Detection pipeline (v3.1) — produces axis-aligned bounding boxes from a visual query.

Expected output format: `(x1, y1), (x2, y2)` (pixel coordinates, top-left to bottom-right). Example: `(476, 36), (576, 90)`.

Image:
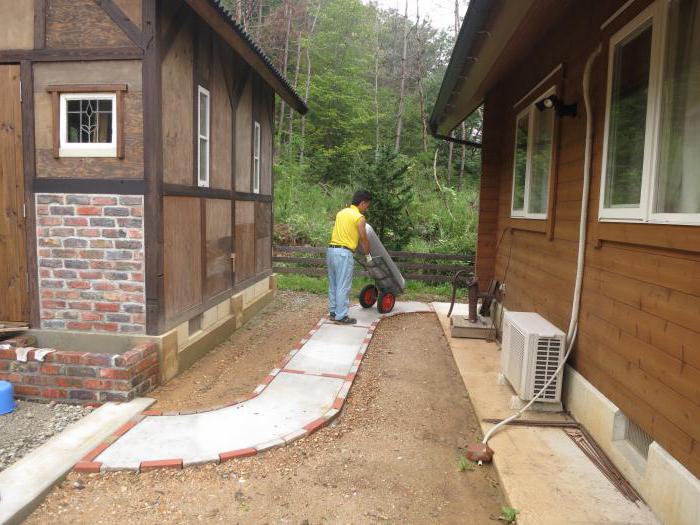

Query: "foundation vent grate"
(625, 418), (653, 459)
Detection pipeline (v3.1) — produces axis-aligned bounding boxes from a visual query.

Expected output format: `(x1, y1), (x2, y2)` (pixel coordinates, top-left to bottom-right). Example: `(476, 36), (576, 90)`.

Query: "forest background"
(221, 0), (481, 294)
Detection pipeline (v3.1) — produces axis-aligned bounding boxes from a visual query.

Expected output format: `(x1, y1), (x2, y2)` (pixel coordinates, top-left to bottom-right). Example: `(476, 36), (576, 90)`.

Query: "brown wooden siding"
(477, 0), (700, 477)
(0, 0), (34, 49)
(32, 60), (144, 179)
(45, 0), (137, 49)
(158, 4), (275, 327)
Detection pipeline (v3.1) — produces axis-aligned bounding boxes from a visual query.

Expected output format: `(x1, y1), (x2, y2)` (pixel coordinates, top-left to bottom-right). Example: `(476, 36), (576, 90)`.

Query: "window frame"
(58, 92), (118, 158)
(197, 85), (211, 188)
(253, 121), (261, 194)
(510, 85), (557, 220)
(599, 0), (700, 226)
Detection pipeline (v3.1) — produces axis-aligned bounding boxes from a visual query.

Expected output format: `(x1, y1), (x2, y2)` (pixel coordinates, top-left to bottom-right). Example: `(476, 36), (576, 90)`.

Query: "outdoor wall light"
(535, 95), (577, 117)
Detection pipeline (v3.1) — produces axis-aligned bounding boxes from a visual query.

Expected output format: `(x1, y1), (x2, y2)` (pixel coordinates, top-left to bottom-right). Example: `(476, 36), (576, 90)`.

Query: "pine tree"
(358, 145), (414, 250)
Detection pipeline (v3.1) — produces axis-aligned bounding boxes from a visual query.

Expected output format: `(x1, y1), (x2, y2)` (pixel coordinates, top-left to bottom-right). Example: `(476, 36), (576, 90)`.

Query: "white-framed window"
(599, 0), (700, 225)
(59, 93), (117, 157)
(197, 85), (210, 188)
(253, 121), (261, 194)
(511, 86), (556, 219)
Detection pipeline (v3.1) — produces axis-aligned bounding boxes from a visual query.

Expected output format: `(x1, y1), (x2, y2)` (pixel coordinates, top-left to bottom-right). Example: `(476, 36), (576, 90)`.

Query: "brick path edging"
(0, 335), (159, 405)
(74, 306), (433, 473)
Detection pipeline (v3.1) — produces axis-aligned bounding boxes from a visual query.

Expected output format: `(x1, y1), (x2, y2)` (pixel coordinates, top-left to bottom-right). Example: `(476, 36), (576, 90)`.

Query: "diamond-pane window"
(59, 93), (117, 157)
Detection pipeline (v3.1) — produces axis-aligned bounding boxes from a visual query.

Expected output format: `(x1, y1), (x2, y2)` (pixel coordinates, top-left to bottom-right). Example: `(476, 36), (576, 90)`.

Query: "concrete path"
(432, 302), (660, 525)
(81, 302), (432, 472)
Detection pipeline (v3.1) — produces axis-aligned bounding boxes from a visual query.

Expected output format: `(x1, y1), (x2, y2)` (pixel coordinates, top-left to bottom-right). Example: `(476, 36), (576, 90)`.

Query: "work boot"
(335, 317), (357, 325)
(329, 312), (336, 320)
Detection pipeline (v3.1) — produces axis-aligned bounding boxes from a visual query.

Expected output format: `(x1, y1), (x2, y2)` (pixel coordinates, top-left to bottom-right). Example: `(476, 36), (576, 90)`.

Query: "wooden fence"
(273, 245), (473, 283)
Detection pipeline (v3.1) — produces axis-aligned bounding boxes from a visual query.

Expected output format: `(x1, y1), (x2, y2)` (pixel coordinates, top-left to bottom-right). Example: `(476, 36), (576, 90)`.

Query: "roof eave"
(186, 0), (308, 115)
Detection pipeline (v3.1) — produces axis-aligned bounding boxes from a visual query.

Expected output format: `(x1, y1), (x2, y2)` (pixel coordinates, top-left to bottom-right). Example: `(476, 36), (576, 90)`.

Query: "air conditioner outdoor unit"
(501, 312), (566, 403)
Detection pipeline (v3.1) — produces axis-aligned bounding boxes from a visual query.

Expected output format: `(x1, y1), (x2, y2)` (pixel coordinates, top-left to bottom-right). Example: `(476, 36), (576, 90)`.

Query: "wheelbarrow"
(354, 224), (406, 314)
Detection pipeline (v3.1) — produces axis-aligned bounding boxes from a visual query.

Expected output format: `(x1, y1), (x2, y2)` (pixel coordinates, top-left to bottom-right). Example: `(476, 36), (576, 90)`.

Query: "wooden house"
(0, 1), (306, 382)
(430, 1), (699, 523)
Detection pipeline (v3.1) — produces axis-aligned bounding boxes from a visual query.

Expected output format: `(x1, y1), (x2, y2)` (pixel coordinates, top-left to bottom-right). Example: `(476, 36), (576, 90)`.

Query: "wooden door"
(0, 65), (28, 323)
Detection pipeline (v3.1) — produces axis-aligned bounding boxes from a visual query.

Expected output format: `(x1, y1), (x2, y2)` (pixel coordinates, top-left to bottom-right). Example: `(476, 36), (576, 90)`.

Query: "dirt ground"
(25, 297), (505, 524)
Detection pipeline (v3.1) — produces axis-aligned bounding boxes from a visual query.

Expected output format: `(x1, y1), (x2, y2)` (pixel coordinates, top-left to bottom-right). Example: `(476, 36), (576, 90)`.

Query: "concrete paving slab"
(285, 338), (362, 376)
(431, 302), (659, 525)
(95, 373), (344, 469)
(0, 398), (154, 525)
(346, 305), (381, 326)
(310, 323), (368, 346)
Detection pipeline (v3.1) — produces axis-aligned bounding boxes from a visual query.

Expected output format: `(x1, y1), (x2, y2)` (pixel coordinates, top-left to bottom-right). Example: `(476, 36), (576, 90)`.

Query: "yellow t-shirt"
(330, 205), (364, 251)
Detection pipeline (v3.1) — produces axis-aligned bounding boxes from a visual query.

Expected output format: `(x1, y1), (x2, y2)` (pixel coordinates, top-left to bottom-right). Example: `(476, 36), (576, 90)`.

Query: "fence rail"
(273, 245), (473, 283)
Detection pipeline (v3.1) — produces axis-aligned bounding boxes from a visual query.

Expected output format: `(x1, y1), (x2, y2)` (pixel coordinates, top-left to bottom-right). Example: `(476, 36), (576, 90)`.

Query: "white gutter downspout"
(480, 44), (603, 450)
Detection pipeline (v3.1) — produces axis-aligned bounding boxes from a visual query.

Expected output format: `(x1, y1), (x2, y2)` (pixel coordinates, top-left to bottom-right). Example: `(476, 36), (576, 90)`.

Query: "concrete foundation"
(564, 365), (700, 525)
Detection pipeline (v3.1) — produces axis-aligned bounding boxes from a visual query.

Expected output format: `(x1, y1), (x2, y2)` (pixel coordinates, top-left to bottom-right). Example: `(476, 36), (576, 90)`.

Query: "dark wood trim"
(117, 90), (125, 158)
(0, 47), (144, 63)
(142, 0), (165, 335)
(95, 0), (146, 49)
(235, 191), (272, 202)
(33, 0), (46, 49)
(160, 2), (188, 57)
(232, 59), (251, 110)
(20, 61), (40, 329)
(192, 19), (199, 187)
(50, 90), (59, 158)
(46, 84), (128, 93)
(33, 178), (146, 194)
(163, 183), (232, 199)
(200, 198), (207, 302)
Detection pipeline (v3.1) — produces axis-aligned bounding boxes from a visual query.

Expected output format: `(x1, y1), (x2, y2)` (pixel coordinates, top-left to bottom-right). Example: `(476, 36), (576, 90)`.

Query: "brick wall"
(0, 335), (159, 405)
(36, 193), (146, 334)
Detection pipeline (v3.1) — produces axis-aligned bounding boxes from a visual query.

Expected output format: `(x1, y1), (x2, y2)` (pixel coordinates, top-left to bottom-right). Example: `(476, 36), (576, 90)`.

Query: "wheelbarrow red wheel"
(359, 284), (378, 308)
(377, 292), (396, 314)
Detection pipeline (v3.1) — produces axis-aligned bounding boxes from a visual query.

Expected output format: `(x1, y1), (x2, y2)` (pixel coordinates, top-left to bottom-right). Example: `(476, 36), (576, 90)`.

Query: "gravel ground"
(0, 400), (93, 472)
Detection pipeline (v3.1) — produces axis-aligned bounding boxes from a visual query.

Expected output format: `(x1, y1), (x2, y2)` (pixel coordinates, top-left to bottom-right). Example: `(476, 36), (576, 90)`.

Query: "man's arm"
(357, 217), (370, 255)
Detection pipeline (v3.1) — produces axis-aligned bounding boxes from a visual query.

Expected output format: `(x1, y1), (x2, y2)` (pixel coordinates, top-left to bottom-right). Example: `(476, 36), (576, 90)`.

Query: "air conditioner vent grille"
(506, 323), (526, 394)
(533, 337), (562, 401)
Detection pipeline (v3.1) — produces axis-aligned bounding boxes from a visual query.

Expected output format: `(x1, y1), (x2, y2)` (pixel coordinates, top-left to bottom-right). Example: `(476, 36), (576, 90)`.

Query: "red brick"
(38, 216), (61, 226)
(80, 312), (102, 321)
(94, 323), (118, 332)
(68, 301), (93, 311)
(82, 443), (110, 462)
(219, 448), (257, 462)
(53, 351), (89, 364)
(100, 368), (130, 380)
(74, 461), (102, 473)
(82, 354), (112, 366)
(76, 206), (102, 215)
(95, 302), (119, 312)
(143, 410), (162, 416)
(77, 228), (100, 237)
(0, 372), (22, 383)
(93, 282), (116, 291)
(41, 299), (66, 309)
(40, 363), (62, 375)
(14, 385), (41, 397)
(92, 196), (117, 205)
(79, 270), (103, 279)
(140, 459), (182, 471)
(67, 322), (93, 331)
(42, 388), (68, 399)
(83, 379), (114, 390)
(303, 417), (328, 435)
(64, 217), (89, 226)
(0, 362), (9, 371)
(332, 398), (344, 410)
(68, 280), (91, 289)
(0, 348), (16, 359)
(55, 290), (81, 300)
(53, 377), (85, 388)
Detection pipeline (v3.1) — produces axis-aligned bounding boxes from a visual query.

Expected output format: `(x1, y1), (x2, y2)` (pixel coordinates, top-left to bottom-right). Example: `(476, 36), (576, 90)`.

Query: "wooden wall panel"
(255, 201), (272, 273)
(234, 200), (255, 283)
(46, 0), (135, 49)
(210, 48), (233, 190)
(205, 199), (232, 297)
(162, 20), (194, 185)
(0, 0), (34, 49)
(478, 0), (700, 477)
(235, 78), (253, 192)
(0, 65), (28, 322)
(113, 0), (142, 29)
(259, 85), (274, 195)
(32, 61), (144, 179)
(164, 197), (202, 321)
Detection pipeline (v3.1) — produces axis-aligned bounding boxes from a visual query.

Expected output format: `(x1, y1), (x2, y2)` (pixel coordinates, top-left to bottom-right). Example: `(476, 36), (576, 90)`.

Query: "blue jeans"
(327, 247), (354, 320)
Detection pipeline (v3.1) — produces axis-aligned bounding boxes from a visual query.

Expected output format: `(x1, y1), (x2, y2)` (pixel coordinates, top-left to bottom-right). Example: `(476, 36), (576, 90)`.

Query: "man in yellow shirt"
(327, 190), (372, 324)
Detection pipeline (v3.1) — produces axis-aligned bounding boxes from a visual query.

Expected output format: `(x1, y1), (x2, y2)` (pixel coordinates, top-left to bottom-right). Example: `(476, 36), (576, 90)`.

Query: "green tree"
(358, 145), (414, 250)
